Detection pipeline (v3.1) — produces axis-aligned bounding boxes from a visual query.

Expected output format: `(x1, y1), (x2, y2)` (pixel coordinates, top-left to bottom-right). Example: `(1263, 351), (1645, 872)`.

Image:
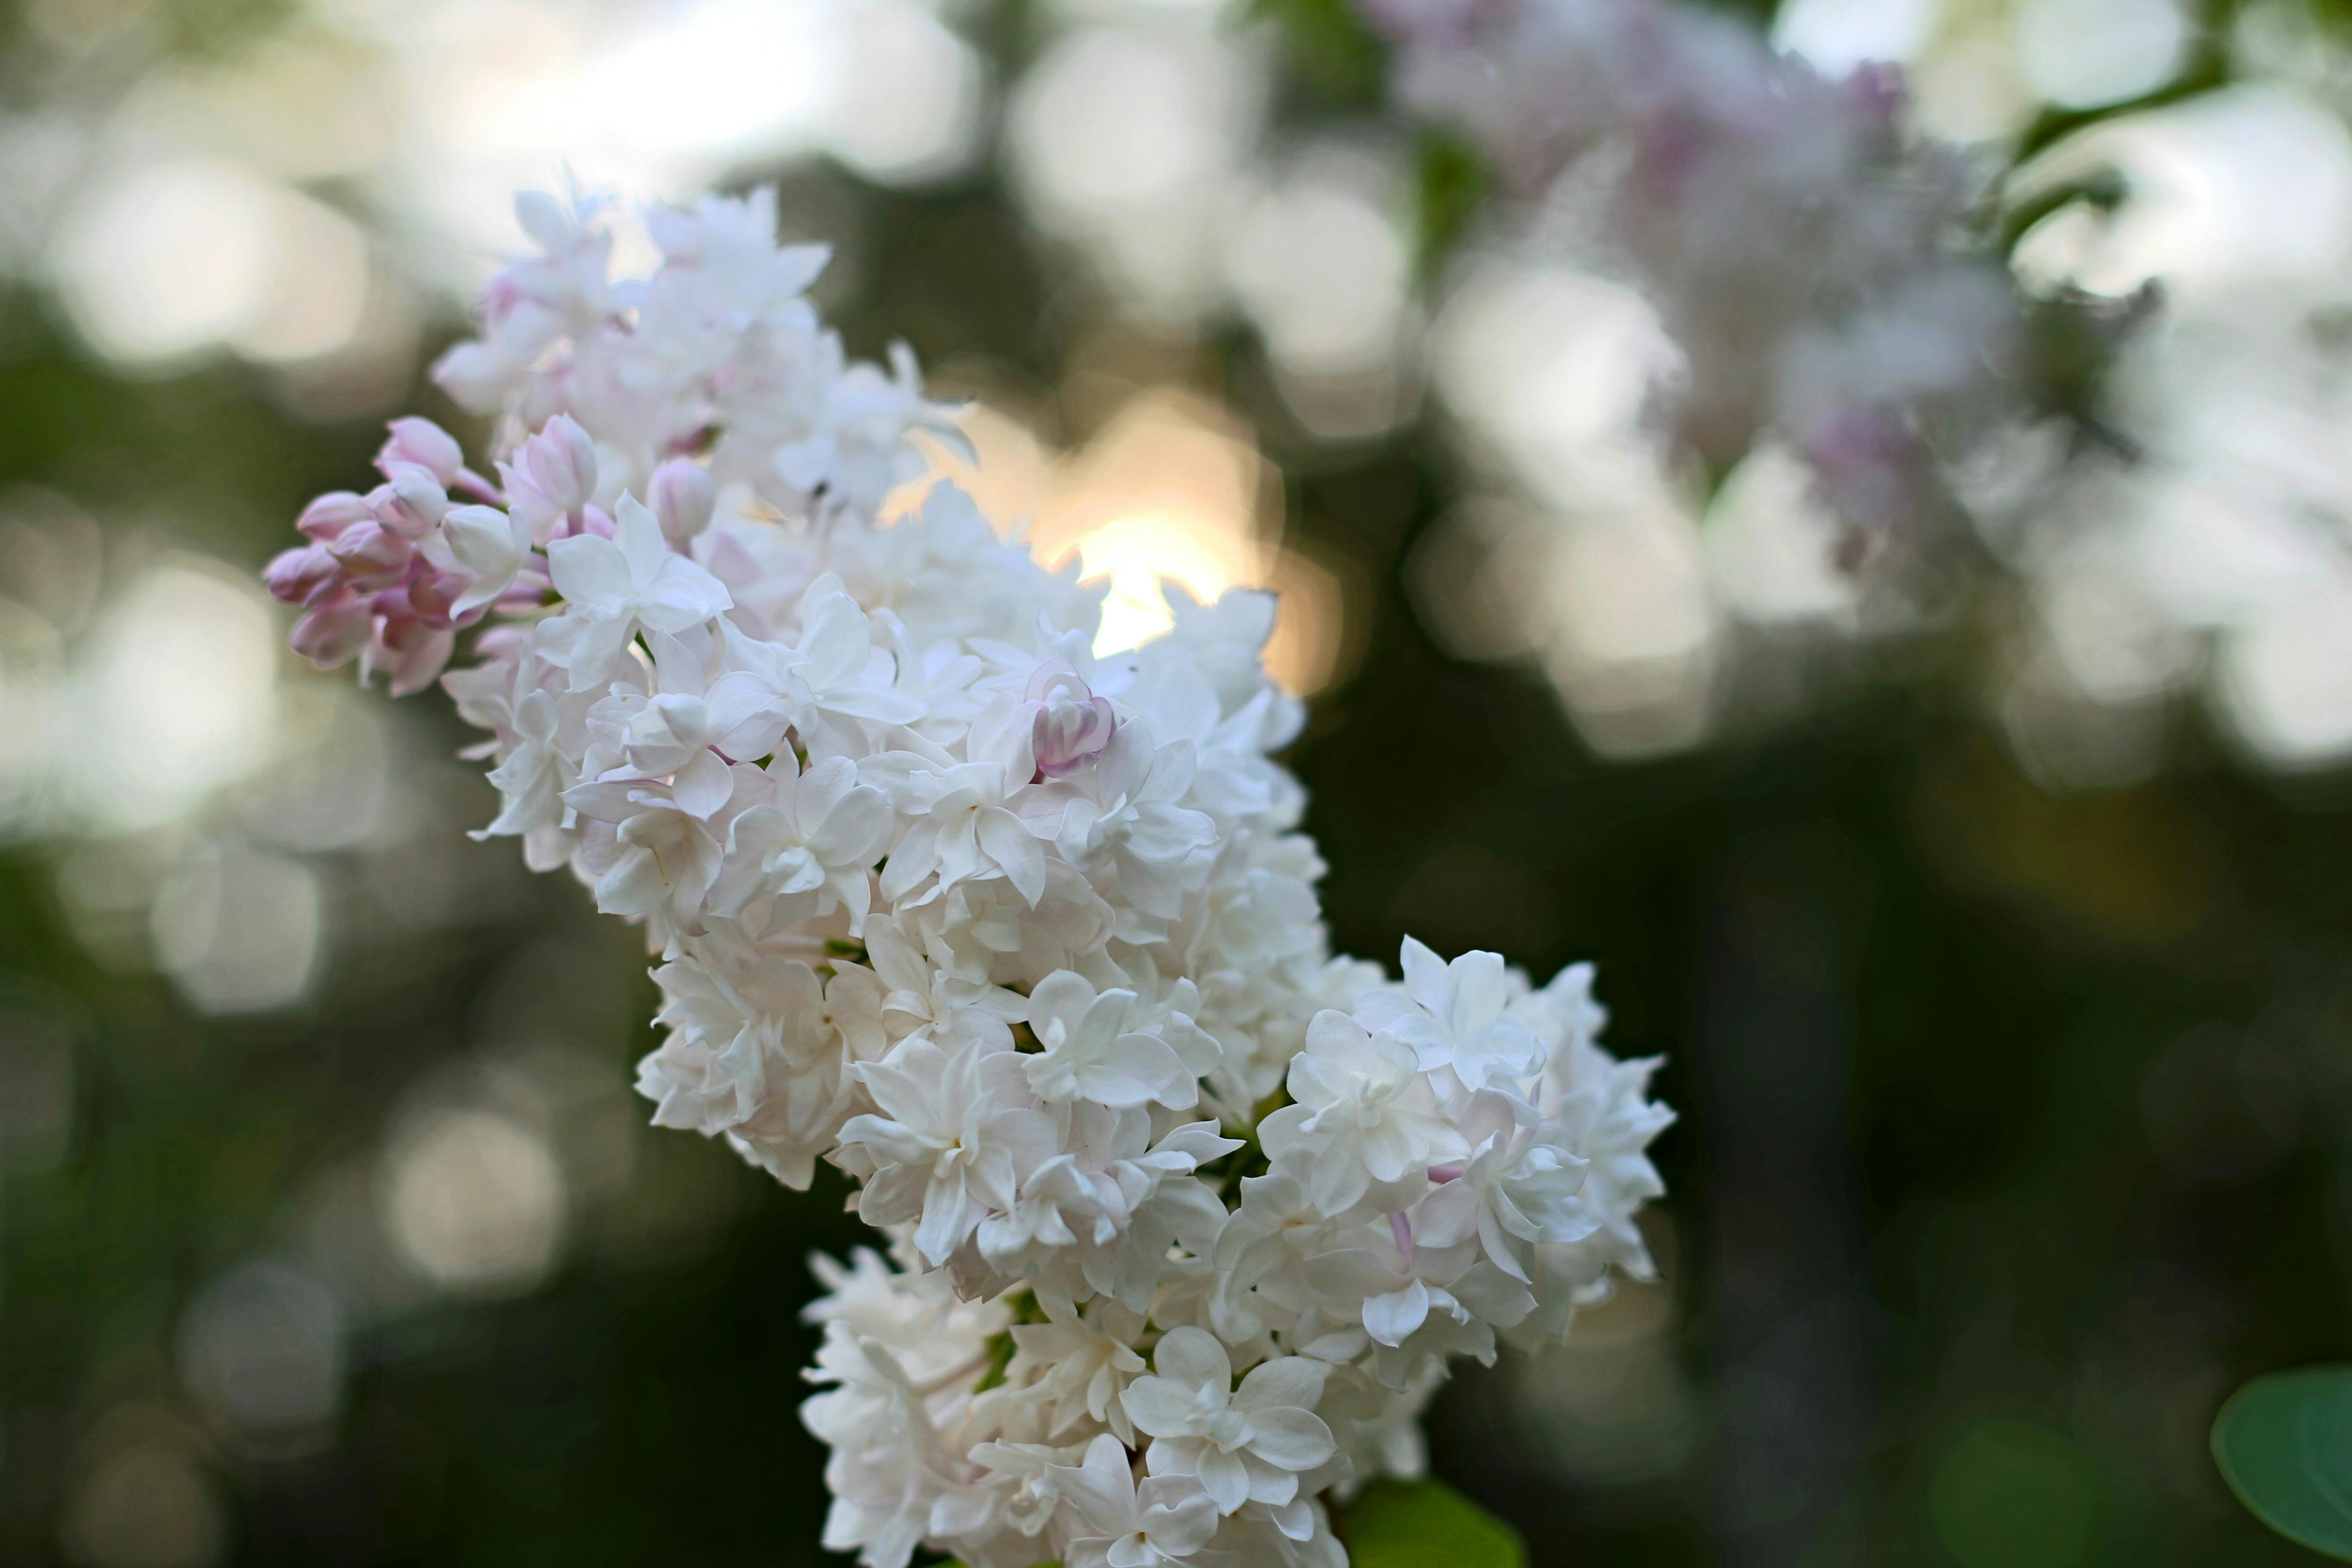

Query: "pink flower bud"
(1025, 658), (1117, 779)
(372, 467), (450, 538)
(297, 490), (372, 545)
(504, 414), (598, 527)
(404, 566), (485, 627)
(404, 575), (453, 625)
(326, 518), (415, 586)
(649, 457), (715, 547)
(290, 593), (373, 669)
(377, 417), (466, 485)
(264, 543), (341, 605)
(370, 617), (457, 697)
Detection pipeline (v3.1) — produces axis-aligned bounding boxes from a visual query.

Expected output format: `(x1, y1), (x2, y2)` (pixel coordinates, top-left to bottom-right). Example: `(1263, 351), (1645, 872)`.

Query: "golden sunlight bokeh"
(898, 390), (1347, 696)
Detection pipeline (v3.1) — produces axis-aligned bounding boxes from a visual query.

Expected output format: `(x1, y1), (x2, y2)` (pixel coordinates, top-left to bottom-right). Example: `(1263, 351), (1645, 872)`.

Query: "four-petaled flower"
(542, 495), (732, 690)
(1123, 1328), (1336, 1514)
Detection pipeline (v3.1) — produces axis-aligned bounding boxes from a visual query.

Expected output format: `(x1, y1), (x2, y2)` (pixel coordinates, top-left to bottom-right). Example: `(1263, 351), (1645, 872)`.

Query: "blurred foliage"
(0, 0), (293, 84)
(1246, 0), (1388, 109)
(1411, 132), (1488, 285)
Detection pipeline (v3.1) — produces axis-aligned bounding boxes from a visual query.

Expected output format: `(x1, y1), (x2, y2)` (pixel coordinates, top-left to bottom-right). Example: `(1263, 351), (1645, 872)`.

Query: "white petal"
(1398, 935), (1449, 1013)
(670, 750), (734, 819)
(614, 494), (668, 583)
(977, 807), (1047, 906)
(1119, 1376), (1198, 1439)
(546, 534), (631, 608)
(1243, 1407), (1334, 1473)
(1194, 1445), (1250, 1514)
(1234, 1357), (1325, 1416)
(1151, 1326), (1231, 1394)
(1363, 1279), (1430, 1346)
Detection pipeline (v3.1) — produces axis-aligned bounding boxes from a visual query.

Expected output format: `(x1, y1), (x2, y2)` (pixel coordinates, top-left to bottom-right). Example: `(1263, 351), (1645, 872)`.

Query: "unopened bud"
(289, 594), (373, 669)
(263, 543), (340, 605)
(370, 617), (457, 698)
(526, 415), (598, 513)
(327, 518), (414, 585)
(377, 417), (466, 485)
(374, 466), (450, 537)
(1025, 658), (1117, 779)
(297, 491), (372, 545)
(649, 458), (716, 547)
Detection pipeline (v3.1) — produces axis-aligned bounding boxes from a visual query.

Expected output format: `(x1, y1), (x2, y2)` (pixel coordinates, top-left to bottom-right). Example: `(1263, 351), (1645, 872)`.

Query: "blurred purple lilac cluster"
(1366, 0), (2020, 569)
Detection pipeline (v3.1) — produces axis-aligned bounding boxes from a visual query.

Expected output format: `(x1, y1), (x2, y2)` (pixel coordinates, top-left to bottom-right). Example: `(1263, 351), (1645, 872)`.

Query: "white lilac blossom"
(264, 187), (1674, 1568)
(1363, 0), (2020, 564)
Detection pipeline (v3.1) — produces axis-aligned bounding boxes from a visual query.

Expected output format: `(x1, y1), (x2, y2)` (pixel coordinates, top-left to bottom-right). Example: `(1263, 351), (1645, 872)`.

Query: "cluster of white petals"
(267, 187), (1673, 1568)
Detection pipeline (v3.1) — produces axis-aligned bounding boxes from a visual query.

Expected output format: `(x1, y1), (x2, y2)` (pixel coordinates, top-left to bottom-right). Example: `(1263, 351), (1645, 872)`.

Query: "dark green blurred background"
(5, 0), (2352, 1565)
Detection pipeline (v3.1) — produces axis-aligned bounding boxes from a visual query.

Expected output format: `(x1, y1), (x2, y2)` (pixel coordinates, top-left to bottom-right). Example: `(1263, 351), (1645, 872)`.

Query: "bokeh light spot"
(381, 1108), (567, 1295)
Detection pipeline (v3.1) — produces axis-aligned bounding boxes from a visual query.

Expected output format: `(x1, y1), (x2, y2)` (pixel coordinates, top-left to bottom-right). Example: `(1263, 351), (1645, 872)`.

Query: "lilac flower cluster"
(1368, 0), (2018, 558)
(265, 187), (1672, 1568)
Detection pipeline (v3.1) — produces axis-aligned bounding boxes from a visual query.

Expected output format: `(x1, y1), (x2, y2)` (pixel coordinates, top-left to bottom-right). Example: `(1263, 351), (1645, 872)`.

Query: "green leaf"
(1339, 1479), (1525, 1568)
(2212, 1365), (2352, 1560)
